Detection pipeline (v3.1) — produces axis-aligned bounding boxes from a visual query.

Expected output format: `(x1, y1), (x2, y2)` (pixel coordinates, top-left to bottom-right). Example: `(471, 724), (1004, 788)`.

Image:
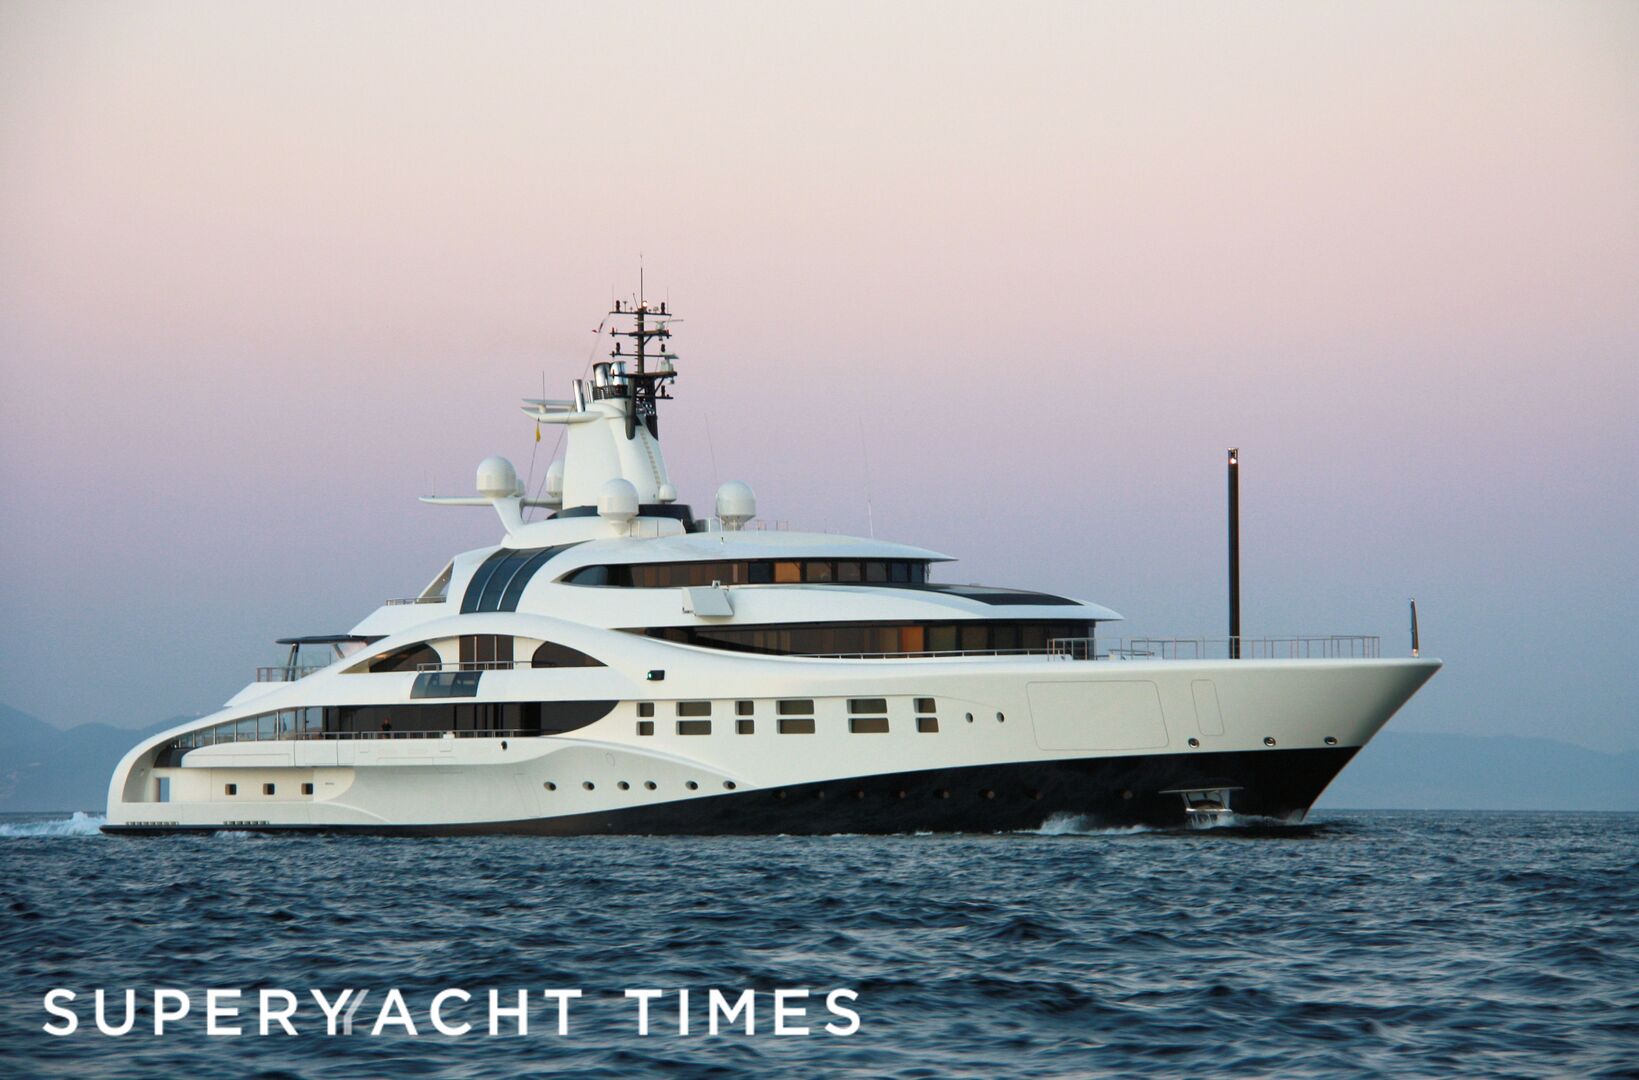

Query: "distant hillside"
(0, 705), (180, 813)
(1317, 730), (1638, 811)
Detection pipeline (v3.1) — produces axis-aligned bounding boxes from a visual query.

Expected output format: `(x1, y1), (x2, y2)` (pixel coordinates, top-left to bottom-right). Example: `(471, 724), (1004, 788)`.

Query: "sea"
(1, 810), (1634, 1078)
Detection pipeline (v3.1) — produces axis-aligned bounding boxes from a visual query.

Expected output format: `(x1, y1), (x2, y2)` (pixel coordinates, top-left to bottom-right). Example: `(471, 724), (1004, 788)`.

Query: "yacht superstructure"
(104, 297), (1439, 834)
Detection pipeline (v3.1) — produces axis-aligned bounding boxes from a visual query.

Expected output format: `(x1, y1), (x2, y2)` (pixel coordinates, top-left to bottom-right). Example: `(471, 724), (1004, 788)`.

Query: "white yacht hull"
(104, 657), (1438, 835)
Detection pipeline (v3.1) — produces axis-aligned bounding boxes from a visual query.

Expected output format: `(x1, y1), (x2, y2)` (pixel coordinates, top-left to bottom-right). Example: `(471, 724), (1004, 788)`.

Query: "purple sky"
(3, 1), (1636, 750)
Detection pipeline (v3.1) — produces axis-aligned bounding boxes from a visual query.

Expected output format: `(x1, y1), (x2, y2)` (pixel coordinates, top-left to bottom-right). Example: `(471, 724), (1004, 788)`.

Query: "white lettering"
(708, 989), (755, 1035)
(371, 988), (417, 1036)
(541, 989), (581, 1035)
(773, 988), (809, 1035)
(625, 988), (663, 1035)
(42, 989), (77, 1036)
(488, 989), (528, 1036)
(94, 989), (135, 1036)
(206, 989), (242, 1036)
(341, 989), (370, 1035)
(154, 988), (190, 1035)
(824, 989), (860, 1035)
(310, 989), (356, 1036)
(260, 989), (299, 1035)
(429, 989), (471, 1037)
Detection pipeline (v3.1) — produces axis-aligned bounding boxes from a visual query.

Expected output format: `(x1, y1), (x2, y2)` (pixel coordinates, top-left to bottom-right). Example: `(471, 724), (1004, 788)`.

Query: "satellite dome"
(476, 455), (519, 499)
(598, 478), (640, 525)
(715, 481), (756, 531)
(656, 482), (678, 505)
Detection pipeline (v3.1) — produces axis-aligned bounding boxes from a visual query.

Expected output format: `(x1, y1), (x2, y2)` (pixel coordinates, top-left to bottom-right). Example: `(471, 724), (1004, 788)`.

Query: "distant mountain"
(2, 704), (1633, 814)
(1317, 730), (1639, 812)
(0, 704), (181, 814)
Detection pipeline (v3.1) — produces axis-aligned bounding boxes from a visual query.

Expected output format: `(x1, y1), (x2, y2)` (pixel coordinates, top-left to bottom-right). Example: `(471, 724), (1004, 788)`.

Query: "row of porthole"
(961, 712), (1005, 723)
(544, 780), (737, 793)
(1184, 735), (1342, 748)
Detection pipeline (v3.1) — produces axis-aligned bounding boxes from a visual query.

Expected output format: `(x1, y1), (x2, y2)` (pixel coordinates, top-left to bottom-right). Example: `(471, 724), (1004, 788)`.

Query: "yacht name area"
(41, 987), (861, 1038)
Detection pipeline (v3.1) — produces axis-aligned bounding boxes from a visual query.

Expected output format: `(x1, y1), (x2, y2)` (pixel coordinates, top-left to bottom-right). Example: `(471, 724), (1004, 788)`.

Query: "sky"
(2, 0), (1636, 751)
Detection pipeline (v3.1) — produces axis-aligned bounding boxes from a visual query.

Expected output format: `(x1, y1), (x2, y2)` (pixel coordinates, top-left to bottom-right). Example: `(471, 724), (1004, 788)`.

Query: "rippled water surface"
(2, 811), (1635, 1078)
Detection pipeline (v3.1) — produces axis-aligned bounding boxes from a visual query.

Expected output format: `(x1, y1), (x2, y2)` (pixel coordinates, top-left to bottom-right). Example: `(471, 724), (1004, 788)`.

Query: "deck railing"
(254, 664), (329, 682)
(383, 596), (447, 606)
(1051, 635), (1380, 660)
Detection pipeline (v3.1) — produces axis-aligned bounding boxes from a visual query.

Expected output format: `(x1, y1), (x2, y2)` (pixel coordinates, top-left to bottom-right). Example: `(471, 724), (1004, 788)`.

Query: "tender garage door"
(1028, 680), (1170, 751)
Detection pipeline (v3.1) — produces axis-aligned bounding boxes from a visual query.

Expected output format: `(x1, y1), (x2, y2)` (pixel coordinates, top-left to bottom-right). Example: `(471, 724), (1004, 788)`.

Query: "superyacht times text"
(41, 987), (862, 1038)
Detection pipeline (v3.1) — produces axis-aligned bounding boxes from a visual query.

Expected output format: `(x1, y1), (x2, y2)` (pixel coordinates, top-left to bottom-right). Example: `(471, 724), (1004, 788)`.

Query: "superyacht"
(103, 297), (1439, 834)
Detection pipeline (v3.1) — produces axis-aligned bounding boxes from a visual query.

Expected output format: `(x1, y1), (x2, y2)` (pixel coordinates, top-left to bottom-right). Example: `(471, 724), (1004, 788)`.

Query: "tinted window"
(777, 699), (814, 715)
(531, 641), (605, 668)
(677, 701), (711, 717)
(677, 720), (711, 735)
(778, 717), (815, 734)
(848, 698), (887, 714)
(369, 644), (439, 673)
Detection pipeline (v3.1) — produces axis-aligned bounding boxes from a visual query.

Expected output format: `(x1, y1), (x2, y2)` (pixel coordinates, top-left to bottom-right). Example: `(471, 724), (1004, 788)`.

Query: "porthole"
(1264, 736), (1277, 747)
(544, 782), (557, 791)
(301, 782), (315, 795)
(644, 781), (656, 790)
(981, 789), (995, 800)
(1324, 735), (1338, 746)
(996, 712), (1004, 723)
(618, 781), (630, 790)
(501, 740), (509, 750)
(1188, 737), (1200, 748)
(685, 780), (698, 790)
(965, 713), (973, 723)
(723, 781), (737, 791)
(583, 781), (595, 790)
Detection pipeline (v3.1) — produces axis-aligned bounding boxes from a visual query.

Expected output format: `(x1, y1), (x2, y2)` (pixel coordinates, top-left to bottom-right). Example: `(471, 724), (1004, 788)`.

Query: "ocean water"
(1, 811), (1634, 1078)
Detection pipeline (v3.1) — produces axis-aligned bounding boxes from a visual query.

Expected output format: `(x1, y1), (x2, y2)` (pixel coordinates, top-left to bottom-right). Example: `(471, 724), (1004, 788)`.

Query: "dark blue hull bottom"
(103, 746), (1359, 836)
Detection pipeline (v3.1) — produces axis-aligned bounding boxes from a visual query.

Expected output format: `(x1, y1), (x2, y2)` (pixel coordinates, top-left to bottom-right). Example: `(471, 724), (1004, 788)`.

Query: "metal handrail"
(255, 665), (328, 682)
(383, 596), (447, 606)
(1051, 635), (1380, 660)
(416, 660), (530, 671)
(798, 647), (1066, 660)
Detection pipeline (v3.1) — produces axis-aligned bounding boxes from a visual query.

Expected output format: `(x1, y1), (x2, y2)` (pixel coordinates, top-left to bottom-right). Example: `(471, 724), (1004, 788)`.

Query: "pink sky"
(2, 1), (1636, 748)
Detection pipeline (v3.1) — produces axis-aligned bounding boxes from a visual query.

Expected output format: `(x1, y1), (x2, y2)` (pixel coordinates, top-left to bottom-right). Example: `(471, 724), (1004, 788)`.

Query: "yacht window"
(917, 717), (939, 733)
(263, 783), (276, 795)
(638, 702), (655, 717)
(960, 624), (987, 651)
(748, 562), (773, 584)
(774, 561), (801, 583)
(848, 698), (887, 714)
(224, 784), (238, 796)
(637, 721), (654, 736)
(864, 561), (887, 582)
(411, 671), (483, 699)
(835, 561), (862, 582)
(889, 561), (910, 583)
(460, 634), (514, 670)
(736, 719), (755, 734)
(927, 625), (957, 653)
(369, 644), (440, 674)
(531, 641), (605, 668)
(777, 699), (814, 715)
(736, 700), (754, 716)
(915, 698), (937, 713)
(677, 720), (711, 735)
(805, 561), (833, 582)
(677, 701), (711, 717)
(778, 717), (815, 735)
(849, 717), (889, 734)
(301, 782), (315, 795)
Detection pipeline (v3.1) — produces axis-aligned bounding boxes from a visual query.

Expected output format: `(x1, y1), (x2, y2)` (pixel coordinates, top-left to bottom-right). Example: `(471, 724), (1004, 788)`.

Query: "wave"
(1026, 813), (1155, 836)
(0, 811), (108, 837)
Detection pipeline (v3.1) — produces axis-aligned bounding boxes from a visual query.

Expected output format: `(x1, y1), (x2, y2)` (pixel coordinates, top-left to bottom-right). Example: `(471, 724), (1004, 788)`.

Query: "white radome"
(598, 477), (640, 524)
(715, 481), (756, 530)
(476, 455), (519, 499)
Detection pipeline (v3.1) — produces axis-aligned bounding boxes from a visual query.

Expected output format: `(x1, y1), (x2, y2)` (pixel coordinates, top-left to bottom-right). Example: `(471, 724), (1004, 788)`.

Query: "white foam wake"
(0, 811), (108, 837)
(1027, 813), (1154, 836)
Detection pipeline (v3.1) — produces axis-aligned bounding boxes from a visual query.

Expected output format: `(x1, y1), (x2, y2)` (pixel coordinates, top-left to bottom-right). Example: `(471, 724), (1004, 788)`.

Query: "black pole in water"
(1228, 448), (1241, 659)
